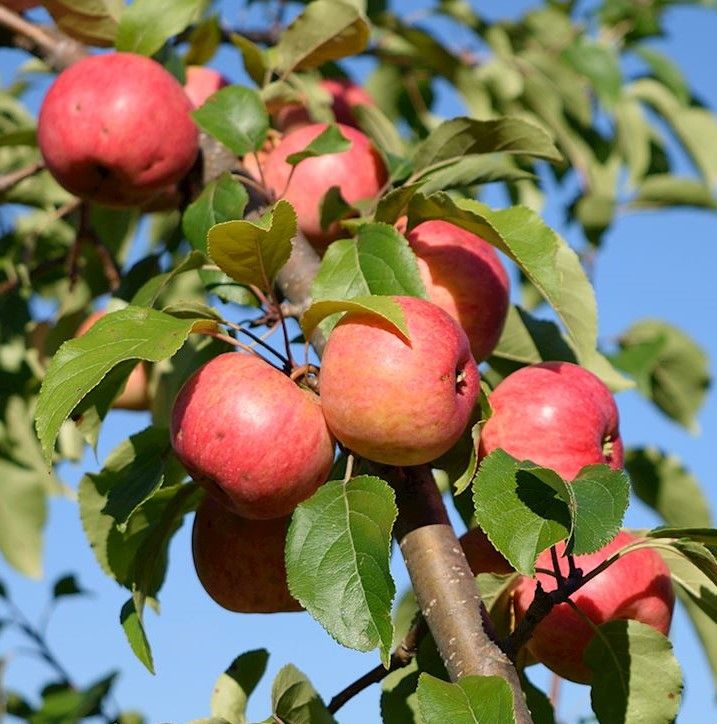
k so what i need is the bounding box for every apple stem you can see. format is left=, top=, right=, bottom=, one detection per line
left=206, top=331, right=285, bottom=371
left=550, top=545, right=565, bottom=586
left=228, top=323, right=291, bottom=367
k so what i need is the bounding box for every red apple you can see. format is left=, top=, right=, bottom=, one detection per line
left=404, top=220, right=510, bottom=362
left=171, top=352, right=335, bottom=519
left=38, top=52, right=199, bottom=208
left=460, top=526, right=513, bottom=575
left=479, top=361, right=624, bottom=480
left=258, top=122, right=387, bottom=248
left=513, top=531, right=674, bottom=683
left=183, top=65, right=229, bottom=109
left=192, top=496, right=302, bottom=613
left=319, top=296, right=479, bottom=466
left=75, top=311, right=150, bottom=412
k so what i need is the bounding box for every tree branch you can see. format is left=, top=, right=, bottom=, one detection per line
left=0, top=161, right=44, bottom=195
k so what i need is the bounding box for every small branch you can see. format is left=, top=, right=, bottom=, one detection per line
left=0, top=161, right=44, bottom=195
left=550, top=546, right=565, bottom=586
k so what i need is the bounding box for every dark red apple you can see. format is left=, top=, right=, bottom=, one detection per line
left=460, top=526, right=513, bottom=575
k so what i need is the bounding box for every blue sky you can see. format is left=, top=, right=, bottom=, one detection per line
left=1, top=1, right=717, bottom=722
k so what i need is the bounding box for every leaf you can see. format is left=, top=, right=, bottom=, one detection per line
left=207, top=200, right=296, bottom=290
left=585, top=620, right=682, bottom=724
left=192, top=86, right=269, bottom=156
left=630, top=175, right=717, bottom=210
left=614, top=98, right=651, bottom=186
left=210, top=650, right=269, bottom=724
left=35, top=307, right=208, bottom=462
left=182, top=173, right=250, bottom=254
left=230, top=34, right=268, bottom=87
left=353, top=104, right=405, bottom=158
left=625, top=447, right=711, bottom=528
left=44, top=0, right=122, bottom=47
left=416, top=673, right=516, bottom=724
left=410, top=117, right=562, bottom=176
left=274, top=0, right=370, bottom=76
left=301, top=295, right=408, bottom=342
left=34, top=673, right=117, bottom=720
left=120, top=598, right=155, bottom=674
left=408, top=193, right=598, bottom=364
left=285, top=124, right=352, bottom=165
left=319, top=186, right=355, bottom=231
left=612, top=318, right=710, bottom=431
left=562, top=39, right=621, bottom=105
left=270, top=665, right=336, bottom=724
left=636, top=47, right=689, bottom=105
left=419, top=155, right=536, bottom=196
left=473, top=450, right=571, bottom=575
left=286, top=476, right=397, bottom=664
left=52, top=574, right=88, bottom=600
left=520, top=673, right=555, bottom=724
left=131, top=250, right=207, bottom=307
left=659, top=545, right=717, bottom=623
left=116, top=0, right=204, bottom=57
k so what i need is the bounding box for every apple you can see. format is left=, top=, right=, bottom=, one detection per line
left=403, top=220, right=510, bottom=362
left=513, top=531, right=674, bottom=683
left=183, top=66, right=229, bottom=109
left=171, top=352, right=335, bottom=519
left=37, top=52, right=199, bottom=208
left=258, top=122, right=388, bottom=248
left=75, top=311, right=150, bottom=411
left=479, top=361, right=624, bottom=480
left=460, top=526, right=513, bottom=575
left=319, top=295, right=479, bottom=466
left=192, top=496, right=302, bottom=613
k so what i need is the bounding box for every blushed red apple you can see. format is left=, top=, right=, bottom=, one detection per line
left=171, top=352, right=335, bottom=519
left=258, top=122, right=387, bottom=248
left=192, top=496, right=302, bottom=613
left=479, top=361, right=624, bottom=480
left=513, top=531, right=674, bottom=683
left=404, top=220, right=510, bottom=362
left=38, top=52, right=199, bottom=208
left=183, top=66, right=228, bottom=109
left=319, top=296, right=479, bottom=466
left=460, top=526, right=513, bottom=575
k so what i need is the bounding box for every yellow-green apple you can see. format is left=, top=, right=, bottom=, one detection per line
left=192, top=496, right=302, bottom=613
left=479, top=361, right=623, bottom=480
left=183, top=65, right=228, bottom=109
left=403, top=220, right=510, bottom=362
left=75, top=311, right=150, bottom=411
left=38, top=52, right=199, bottom=208
left=460, top=526, right=513, bottom=575
left=257, top=122, right=387, bottom=248
left=513, top=531, right=674, bottom=683
left=319, top=296, right=479, bottom=466
left=171, top=352, right=335, bottom=519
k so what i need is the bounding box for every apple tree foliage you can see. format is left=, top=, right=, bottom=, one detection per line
left=0, top=0, right=716, bottom=722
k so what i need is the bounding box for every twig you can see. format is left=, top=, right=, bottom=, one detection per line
left=0, top=160, right=44, bottom=195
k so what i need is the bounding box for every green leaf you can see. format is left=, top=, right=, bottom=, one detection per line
left=475, top=572, right=520, bottom=640
left=286, top=476, right=397, bottom=664
left=473, top=450, right=571, bottom=575
left=319, top=186, right=356, bottom=231
left=416, top=673, right=516, bottom=724
left=131, top=250, right=207, bottom=307
left=630, top=175, right=717, bottom=210
left=520, top=673, right=556, bottom=724
left=374, top=183, right=424, bottom=224
left=408, top=193, right=598, bottom=364
left=184, top=16, right=222, bottom=66
left=192, top=86, right=269, bottom=156
left=211, top=650, right=269, bottom=724
left=44, top=0, right=122, bottom=47
left=585, top=620, right=682, bottom=724
left=52, top=574, right=88, bottom=600
left=182, top=173, right=249, bottom=254
left=420, top=155, right=536, bottom=196
left=116, top=0, right=204, bottom=56
left=625, top=447, right=711, bottom=528
left=301, top=295, right=408, bottom=341
left=636, top=47, right=689, bottom=106
left=120, top=598, right=155, bottom=674
left=410, top=117, right=562, bottom=176
left=230, top=34, right=268, bottom=87
left=612, top=318, right=710, bottom=431
left=353, top=104, right=405, bottom=158
left=34, top=673, right=117, bottom=720
left=285, top=125, right=351, bottom=165
left=35, top=307, right=209, bottom=462
left=562, top=39, right=621, bottom=105
left=274, top=0, right=370, bottom=76
left=614, top=98, right=651, bottom=186
left=207, top=200, right=296, bottom=290
left=271, top=665, right=336, bottom=724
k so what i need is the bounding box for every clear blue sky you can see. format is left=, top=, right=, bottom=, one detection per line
left=1, top=1, right=716, bottom=722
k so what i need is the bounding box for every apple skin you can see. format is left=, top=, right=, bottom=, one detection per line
left=192, top=496, right=302, bottom=613
left=459, top=526, right=513, bottom=575
left=319, top=296, right=479, bottom=466
left=513, top=531, right=674, bottom=683
left=38, top=53, right=199, bottom=208
left=404, top=220, right=510, bottom=362
left=479, top=361, right=624, bottom=480
left=75, top=311, right=150, bottom=411
left=259, top=122, right=387, bottom=248
left=171, top=352, right=335, bottom=519
left=183, top=66, right=229, bottom=109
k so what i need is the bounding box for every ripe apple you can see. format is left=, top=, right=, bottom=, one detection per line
left=479, top=361, right=624, bottom=480
left=38, top=52, right=199, bottom=208
left=403, top=220, right=510, bottom=362
left=75, top=311, right=150, bottom=412
left=513, top=531, right=674, bottom=683
left=460, top=526, right=513, bottom=575
left=192, top=496, right=302, bottom=613
left=319, top=296, right=479, bottom=466
left=183, top=65, right=228, bottom=109
left=258, top=122, right=387, bottom=248
left=171, top=352, right=335, bottom=519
